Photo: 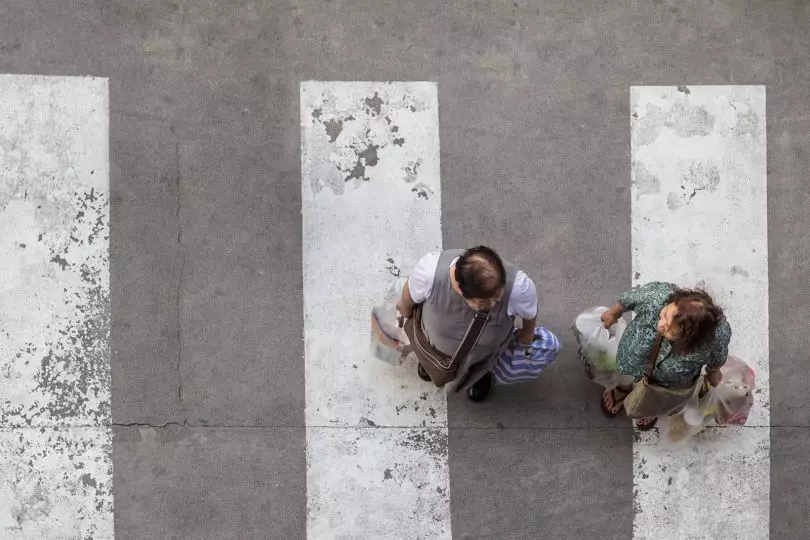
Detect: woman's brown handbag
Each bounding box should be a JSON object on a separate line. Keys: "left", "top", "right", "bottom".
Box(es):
{"left": 624, "top": 334, "right": 699, "bottom": 419}
{"left": 402, "top": 304, "right": 490, "bottom": 387}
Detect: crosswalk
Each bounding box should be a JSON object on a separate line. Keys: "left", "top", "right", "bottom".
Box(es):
{"left": 301, "top": 82, "right": 770, "bottom": 540}
{"left": 301, "top": 82, "right": 450, "bottom": 539}
{"left": 0, "top": 76, "right": 773, "bottom": 539}
{"left": 0, "top": 76, "right": 112, "bottom": 539}
{"left": 630, "top": 86, "right": 769, "bottom": 539}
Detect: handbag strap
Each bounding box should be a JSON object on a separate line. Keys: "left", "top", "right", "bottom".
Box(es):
{"left": 643, "top": 334, "right": 664, "bottom": 382}
{"left": 450, "top": 309, "right": 491, "bottom": 365}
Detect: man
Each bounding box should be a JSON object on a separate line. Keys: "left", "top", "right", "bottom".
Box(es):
{"left": 397, "top": 246, "right": 538, "bottom": 401}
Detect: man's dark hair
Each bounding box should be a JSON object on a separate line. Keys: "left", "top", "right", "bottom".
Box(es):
{"left": 667, "top": 288, "right": 725, "bottom": 353}
{"left": 454, "top": 245, "right": 506, "bottom": 299}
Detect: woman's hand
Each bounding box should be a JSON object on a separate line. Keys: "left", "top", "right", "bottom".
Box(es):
{"left": 601, "top": 303, "right": 626, "bottom": 329}
{"left": 601, "top": 311, "right": 619, "bottom": 329}
{"left": 706, "top": 368, "right": 723, "bottom": 387}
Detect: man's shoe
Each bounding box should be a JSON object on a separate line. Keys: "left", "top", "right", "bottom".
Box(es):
{"left": 467, "top": 372, "right": 494, "bottom": 402}
{"left": 417, "top": 363, "right": 432, "bottom": 382}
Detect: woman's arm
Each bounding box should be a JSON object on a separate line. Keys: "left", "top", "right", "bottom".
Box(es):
{"left": 706, "top": 322, "right": 732, "bottom": 386}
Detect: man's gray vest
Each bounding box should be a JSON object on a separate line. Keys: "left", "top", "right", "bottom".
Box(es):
{"left": 420, "top": 249, "right": 517, "bottom": 381}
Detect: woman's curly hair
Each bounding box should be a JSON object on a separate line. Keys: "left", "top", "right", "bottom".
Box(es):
{"left": 667, "top": 288, "right": 725, "bottom": 353}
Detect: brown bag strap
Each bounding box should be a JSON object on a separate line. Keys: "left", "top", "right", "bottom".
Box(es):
{"left": 449, "top": 309, "right": 491, "bottom": 365}
{"left": 643, "top": 334, "right": 664, "bottom": 382}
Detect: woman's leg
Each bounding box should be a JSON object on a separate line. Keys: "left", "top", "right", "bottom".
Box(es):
{"left": 601, "top": 384, "right": 632, "bottom": 417}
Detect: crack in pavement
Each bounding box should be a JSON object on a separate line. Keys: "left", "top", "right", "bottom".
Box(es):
{"left": 174, "top": 137, "right": 186, "bottom": 421}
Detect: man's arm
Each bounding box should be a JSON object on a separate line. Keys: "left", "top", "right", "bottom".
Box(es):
{"left": 516, "top": 317, "right": 536, "bottom": 345}
{"left": 397, "top": 279, "right": 416, "bottom": 319}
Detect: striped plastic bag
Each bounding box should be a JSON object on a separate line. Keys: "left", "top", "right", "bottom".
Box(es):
{"left": 493, "top": 327, "right": 561, "bottom": 385}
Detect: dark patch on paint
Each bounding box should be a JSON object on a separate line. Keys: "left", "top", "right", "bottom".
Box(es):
{"left": 632, "top": 112, "right": 639, "bottom": 119}
{"left": 400, "top": 429, "right": 448, "bottom": 461}
{"left": 342, "top": 141, "right": 380, "bottom": 182}
{"left": 365, "top": 92, "right": 384, "bottom": 115}
{"left": 391, "top": 125, "right": 399, "bottom": 133}
{"left": 635, "top": 101, "right": 715, "bottom": 146}
{"left": 409, "top": 105, "right": 416, "bottom": 112}
{"left": 385, "top": 258, "right": 401, "bottom": 278}
{"left": 731, "top": 265, "right": 749, "bottom": 277}
{"left": 18, "top": 243, "right": 26, "bottom": 249}
{"left": 393, "top": 138, "right": 405, "bottom": 147}
{"left": 404, "top": 159, "right": 421, "bottom": 183}
{"left": 323, "top": 118, "right": 343, "bottom": 143}
{"left": 80, "top": 473, "right": 98, "bottom": 489}
{"left": 412, "top": 186, "right": 430, "bottom": 200}
{"left": 345, "top": 161, "right": 366, "bottom": 182}
{"left": 383, "top": 468, "right": 393, "bottom": 480}
{"left": 632, "top": 161, "right": 661, "bottom": 197}
{"left": 38, "top": 234, "right": 43, "bottom": 241}
{"left": 358, "top": 144, "right": 379, "bottom": 167}
{"left": 32, "top": 263, "right": 111, "bottom": 424}
{"left": 311, "top": 108, "right": 322, "bottom": 119}
{"left": 359, "top": 417, "right": 378, "bottom": 427}
{"left": 677, "top": 85, "right": 691, "bottom": 95}
{"left": 50, "top": 255, "right": 69, "bottom": 270}
{"left": 634, "top": 272, "right": 641, "bottom": 280}
{"left": 668, "top": 477, "right": 673, "bottom": 486}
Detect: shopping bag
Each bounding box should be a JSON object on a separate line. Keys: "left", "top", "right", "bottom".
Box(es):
{"left": 662, "top": 357, "right": 756, "bottom": 443}
{"left": 370, "top": 278, "right": 409, "bottom": 366}
{"left": 662, "top": 379, "right": 714, "bottom": 443}
{"left": 713, "top": 356, "right": 756, "bottom": 425}
{"left": 493, "top": 327, "right": 561, "bottom": 385}
{"left": 572, "top": 307, "right": 631, "bottom": 388}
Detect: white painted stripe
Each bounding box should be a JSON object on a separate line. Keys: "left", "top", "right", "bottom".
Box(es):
{"left": 631, "top": 86, "right": 769, "bottom": 539}
{"left": 0, "top": 75, "right": 112, "bottom": 539}
{"left": 301, "top": 82, "right": 450, "bottom": 539}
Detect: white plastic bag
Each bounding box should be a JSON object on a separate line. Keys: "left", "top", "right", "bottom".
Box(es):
{"left": 573, "top": 307, "right": 631, "bottom": 388}
{"left": 370, "top": 278, "right": 409, "bottom": 366}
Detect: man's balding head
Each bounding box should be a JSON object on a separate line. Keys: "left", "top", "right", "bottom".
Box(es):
{"left": 454, "top": 246, "right": 506, "bottom": 300}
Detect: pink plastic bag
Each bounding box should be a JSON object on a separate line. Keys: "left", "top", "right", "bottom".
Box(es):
{"left": 370, "top": 278, "right": 409, "bottom": 365}
{"left": 663, "top": 357, "right": 756, "bottom": 443}
{"left": 712, "top": 357, "right": 756, "bottom": 425}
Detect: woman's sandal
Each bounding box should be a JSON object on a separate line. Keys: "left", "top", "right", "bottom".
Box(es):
{"left": 600, "top": 386, "right": 631, "bottom": 418}
{"left": 635, "top": 417, "right": 658, "bottom": 431}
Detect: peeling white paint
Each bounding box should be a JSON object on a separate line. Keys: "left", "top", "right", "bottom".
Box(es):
{"left": 631, "top": 86, "right": 768, "bottom": 539}
{"left": 0, "top": 75, "right": 112, "bottom": 539}
{"left": 301, "top": 82, "right": 450, "bottom": 539}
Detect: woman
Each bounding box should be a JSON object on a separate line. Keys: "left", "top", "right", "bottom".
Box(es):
{"left": 600, "top": 281, "right": 731, "bottom": 430}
